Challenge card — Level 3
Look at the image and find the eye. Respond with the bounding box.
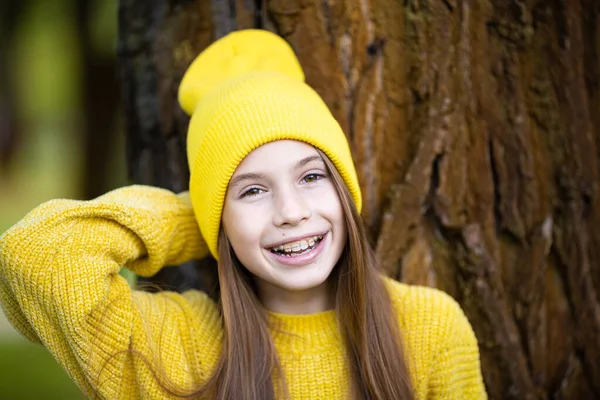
[302,173,325,184]
[240,187,264,198]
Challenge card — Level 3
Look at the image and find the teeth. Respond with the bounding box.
[271,235,323,253]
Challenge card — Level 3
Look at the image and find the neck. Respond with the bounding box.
[254,278,334,315]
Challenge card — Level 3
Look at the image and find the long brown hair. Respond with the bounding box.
[189,149,414,399]
[120,150,415,399]
[325,152,414,399]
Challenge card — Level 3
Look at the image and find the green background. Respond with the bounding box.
[0,0,127,397]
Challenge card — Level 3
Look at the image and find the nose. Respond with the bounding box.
[273,188,311,227]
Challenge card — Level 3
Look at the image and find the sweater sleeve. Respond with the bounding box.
[0,185,222,399]
[428,296,487,400]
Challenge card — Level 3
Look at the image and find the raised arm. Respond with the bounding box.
[0,185,222,399]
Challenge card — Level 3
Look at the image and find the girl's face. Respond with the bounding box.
[222,140,346,312]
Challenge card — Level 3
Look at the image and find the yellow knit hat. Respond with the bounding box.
[178,29,362,259]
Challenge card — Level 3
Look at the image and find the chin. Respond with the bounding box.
[271,268,333,292]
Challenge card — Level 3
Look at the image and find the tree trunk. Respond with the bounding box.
[117,1,600,398]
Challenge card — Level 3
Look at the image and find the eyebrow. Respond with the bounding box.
[295,155,323,169]
[229,172,266,188]
[229,155,325,187]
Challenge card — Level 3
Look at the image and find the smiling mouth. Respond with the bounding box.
[268,234,325,257]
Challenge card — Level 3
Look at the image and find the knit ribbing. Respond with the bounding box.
[0,185,486,399]
[268,309,341,355]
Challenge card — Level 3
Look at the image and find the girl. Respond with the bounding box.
[0,30,486,399]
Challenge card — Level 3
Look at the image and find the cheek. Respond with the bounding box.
[312,186,344,220]
[222,202,266,250]
[311,188,346,243]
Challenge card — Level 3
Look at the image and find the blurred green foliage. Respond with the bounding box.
[0,341,82,399]
[0,0,123,397]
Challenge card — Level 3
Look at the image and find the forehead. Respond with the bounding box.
[234,140,321,173]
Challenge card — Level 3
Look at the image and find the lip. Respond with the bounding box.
[264,231,328,249]
[265,232,329,267]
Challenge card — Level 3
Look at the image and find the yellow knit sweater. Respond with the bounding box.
[0,185,486,399]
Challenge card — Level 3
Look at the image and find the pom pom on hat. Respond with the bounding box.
[179,30,361,259]
[178,29,304,116]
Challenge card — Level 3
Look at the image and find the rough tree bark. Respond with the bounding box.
[117,1,600,399]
